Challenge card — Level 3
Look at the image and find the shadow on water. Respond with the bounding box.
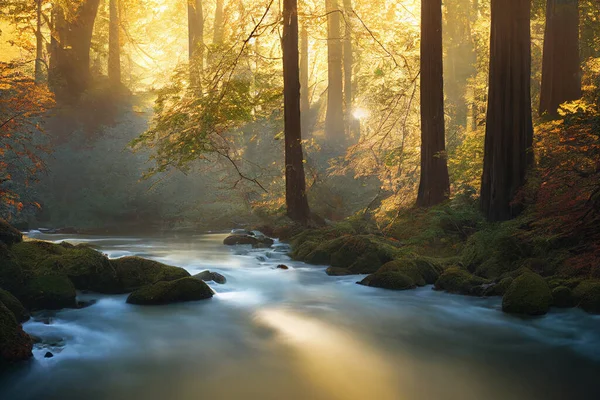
[1,233,600,400]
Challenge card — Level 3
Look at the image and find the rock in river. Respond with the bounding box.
[194,270,227,284]
[126,277,214,306]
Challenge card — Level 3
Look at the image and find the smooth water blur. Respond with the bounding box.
[1,233,600,400]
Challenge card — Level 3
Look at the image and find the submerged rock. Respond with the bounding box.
[111,256,191,293]
[193,270,227,284]
[358,271,416,291]
[502,272,552,316]
[0,219,23,245]
[0,302,33,364]
[126,277,214,306]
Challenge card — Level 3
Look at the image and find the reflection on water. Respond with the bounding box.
[1,233,600,400]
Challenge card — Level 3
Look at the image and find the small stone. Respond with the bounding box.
[276,265,289,270]
[44,352,54,358]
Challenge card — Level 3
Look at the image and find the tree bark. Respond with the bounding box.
[108,0,121,87]
[325,0,345,142]
[539,0,581,117]
[283,0,311,225]
[213,0,224,45]
[480,0,534,221]
[300,23,310,137]
[188,0,204,89]
[343,0,353,137]
[417,0,450,208]
[35,0,44,84]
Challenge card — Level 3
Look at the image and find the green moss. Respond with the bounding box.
[358,272,416,291]
[57,246,118,293]
[325,267,352,276]
[0,219,23,245]
[126,277,214,306]
[502,273,553,316]
[10,241,66,266]
[0,289,29,323]
[0,302,32,364]
[573,280,600,314]
[24,274,77,310]
[0,243,28,295]
[291,240,319,260]
[111,256,191,293]
[552,286,575,308]
[377,260,426,287]
[434,267,490,295]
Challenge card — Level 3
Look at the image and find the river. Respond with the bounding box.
[1,233,599,400]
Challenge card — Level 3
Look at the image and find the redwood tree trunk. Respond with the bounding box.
[417,0,450,208]
[480,0,534,221]
[283,0,311,225]
[300,23,310,137]
[539,0,581,117]
[108,0,121,87]
[325,0,345,142]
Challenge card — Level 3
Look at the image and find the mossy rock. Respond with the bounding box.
[502,273,553,316]
[0,302,32,364]
[573,281,600,314]
[111,257,191,293]
[485,277,514,297]
[126,277,214,306]
[0,243,28,295]
[0,219,23,245]
[348,252,385,275]
[377,260,426,287]
[291,240,319,261]
[326,267,353,276]
[0,289,29,323]
[23,274,77,310]
[358,272,416,291]
[434,267,490,295]
[552,286,575,308]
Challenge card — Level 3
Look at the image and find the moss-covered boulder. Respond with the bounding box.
[0,243,28,294]
[434,267,490,295]
[111,257,191,293]
[0,302,32,364]
[573,280,600,314]
[126,277,214,305]
[23,274,77,310]
[0,289,29,323]
[0,219,23,245]
[325,267,353,276]
[484,277,514,297]
[502,273,553,316]
[193,270,227,284]
[358,271,416,291]
[223,234,274,248]
[552,286,575,308]
[11,241,119,294]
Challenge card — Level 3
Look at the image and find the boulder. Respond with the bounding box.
[434,267,490,296]
[325,267,353,276]
[23,274,77,310]
[111,256,191,293]
[552,286,575,308]
[0,289,29,323]
[276,265,289,270]
[358,271,416,291]
[502,272,553,316]
[193,270,227,284]
[0,219,23,245]
[0,302,32,364]
[223,234,274,248]
[573,280,600,314]
[126,277,214,305]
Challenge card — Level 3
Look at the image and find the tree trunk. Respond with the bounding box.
[480,0,534,221]
[343,0,353,137]
[108,0,121,87]
[213,0,224,45]
[283,0,311,225]
[417,0,450,208]
[300,23,310,137]
[35,0,44,84]
[325,0,345,142]
[539,0,581,117]
[188,0,204,89]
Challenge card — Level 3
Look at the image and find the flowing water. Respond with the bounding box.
[1,233,600,400]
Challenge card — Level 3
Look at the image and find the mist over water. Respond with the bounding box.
[1,233,599,400]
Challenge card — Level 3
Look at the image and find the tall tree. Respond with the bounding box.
[188,0,204,88]
[34,0,44,84]
[108,0,121,87]
[283,0,311,224]
[213,0,224,45]
[481,0,534,221]
[343,0,353,137]
[417,0,450,208]
[325,0,344,142]
[300,23,310,137]
[539,0,581,117]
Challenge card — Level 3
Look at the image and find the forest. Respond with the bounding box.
[1,0,600,399]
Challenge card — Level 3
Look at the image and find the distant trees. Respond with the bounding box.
[480,0,534,221]
[283,0,311,224]
[417,0,450,208]
[540,0,582,117]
